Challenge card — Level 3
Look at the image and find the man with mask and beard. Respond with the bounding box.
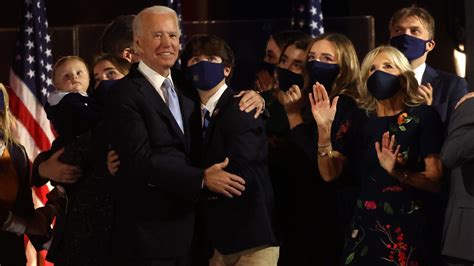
[181,34,279,266]
[388,6,469,126]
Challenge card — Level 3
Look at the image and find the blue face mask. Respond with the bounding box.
[389,34,431,61]
[186,61,225,91]
[367,70,401,100]
[276,67,304,92]
[306,61,340,92]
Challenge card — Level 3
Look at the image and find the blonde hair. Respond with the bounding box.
[305,33,361,99]
[358,46,423,112]
[0,83,17,147]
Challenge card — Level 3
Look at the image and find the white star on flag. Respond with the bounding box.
[27,69,35,78]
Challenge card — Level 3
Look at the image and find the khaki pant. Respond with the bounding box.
[209,245,279,266]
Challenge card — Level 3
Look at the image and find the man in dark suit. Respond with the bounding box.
[105,6,248,266]
[441,92,474,266]
[181,35,278,265]
[389,6,469,125]
[388,7,470,266]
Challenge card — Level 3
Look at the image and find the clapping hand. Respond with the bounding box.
[375,131,400,175]
[418,83,433,105]
[308,82,339,127]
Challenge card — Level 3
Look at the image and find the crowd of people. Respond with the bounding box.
[1,4,473,266]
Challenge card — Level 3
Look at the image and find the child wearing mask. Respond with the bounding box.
[181,34,279,265]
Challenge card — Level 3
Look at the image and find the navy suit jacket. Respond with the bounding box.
[105,65,204,259]
[422,64,468,125]
[200,87,276,255]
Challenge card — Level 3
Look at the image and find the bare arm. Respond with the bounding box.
[309,83,344,182]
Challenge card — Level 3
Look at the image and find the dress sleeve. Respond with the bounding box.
[331,95,359,157]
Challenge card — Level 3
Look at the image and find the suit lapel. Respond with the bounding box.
[132,69,187,145]
[422,65,442,104]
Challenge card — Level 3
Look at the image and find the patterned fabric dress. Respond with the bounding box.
[340,105,442,266]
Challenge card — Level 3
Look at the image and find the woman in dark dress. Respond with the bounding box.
[310,46,443,265]
[276,33,361,265]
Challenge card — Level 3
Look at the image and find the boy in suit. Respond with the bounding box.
[181,34,278,266]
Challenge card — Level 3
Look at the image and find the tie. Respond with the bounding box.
[162,78,184,132]
[202,108,211,138]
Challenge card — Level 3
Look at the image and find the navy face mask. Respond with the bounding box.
[306,61,340,93]
[186,61,225,91]
[276,67,304,92]
[93,79,120,105]
[367,70,401,100]
[389,34,431,61]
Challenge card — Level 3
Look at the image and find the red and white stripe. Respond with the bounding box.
[9,70,55,265]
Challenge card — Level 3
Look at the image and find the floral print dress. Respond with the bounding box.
[340,105,442,266]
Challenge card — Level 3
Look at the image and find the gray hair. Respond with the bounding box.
[133,6,180,38]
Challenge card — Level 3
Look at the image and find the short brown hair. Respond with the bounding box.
[389,6,435,39]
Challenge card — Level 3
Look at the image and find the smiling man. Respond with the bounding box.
[104,6,249,266]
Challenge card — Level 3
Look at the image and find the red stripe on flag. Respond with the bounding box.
[6,85,51,151]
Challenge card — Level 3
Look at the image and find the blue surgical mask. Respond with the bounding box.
[276,67,304,92]
[367,70,401,100]
[186,61,225,91]
[389,34,431,61]
[306,61,340,92]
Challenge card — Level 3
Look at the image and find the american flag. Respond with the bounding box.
[8,0,55,264]
[292,0,325,37]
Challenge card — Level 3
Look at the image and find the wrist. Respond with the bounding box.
[317,144,333,158]
[392,167,409,183]
[317,125,331,139]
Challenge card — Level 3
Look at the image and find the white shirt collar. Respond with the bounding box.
[201,83,228,117]
[47,91,88,106]
[137,61,174,100]
[413,62,426,85]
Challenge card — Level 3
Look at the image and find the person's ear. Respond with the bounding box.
[426,39,435,53]
[224,66,231,78]
[121,48,134,63]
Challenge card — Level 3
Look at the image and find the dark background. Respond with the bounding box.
[0,0,472,89]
